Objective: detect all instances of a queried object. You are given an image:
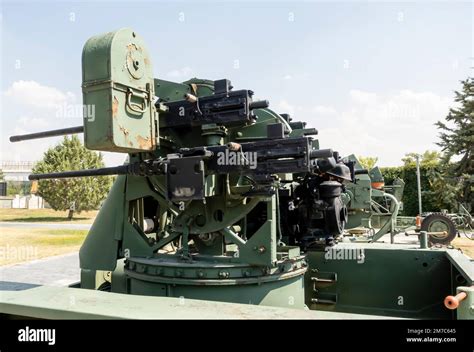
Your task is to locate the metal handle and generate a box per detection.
[444,291,467,310]
[127,88,149,113]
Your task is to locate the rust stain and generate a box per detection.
[118,125,134,148]
[119,125,129,136]
[136,135,152,149]
[112,96,119,118]
[127,43,142,52]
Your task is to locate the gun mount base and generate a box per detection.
[107,253,308,308]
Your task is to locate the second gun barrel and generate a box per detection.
[10,126,84,142]
[29,165,129,180]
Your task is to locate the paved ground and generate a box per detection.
[0,252,80,291]
[0,222,91,230]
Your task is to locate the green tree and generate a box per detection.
[401,150,441,167]
[33,135,112,218]
[435,78,474,210]
[382,165,441,216]
[358,156,378,170]
[426,167,464,212]
[0,169,4,181]
[6,181,29,196]
[382,150,452,215]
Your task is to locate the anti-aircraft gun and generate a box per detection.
[11,28,352,308]
[7,28,474,321]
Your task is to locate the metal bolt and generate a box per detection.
[218,271,229,279]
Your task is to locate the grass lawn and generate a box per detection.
[0,227,89,266]
[0,208,98,224]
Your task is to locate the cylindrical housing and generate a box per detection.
[419,231,428,249]
[249,100,269,110]
[310,149,334,159]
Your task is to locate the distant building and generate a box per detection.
[0,161,47,208]
[0,194,47,209]
[0,161,35,181]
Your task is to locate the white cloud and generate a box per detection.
[18,116,49,129]
[0,132,63,164]
[308,90,452,166]
[102,152,128,167]
[166,66,193,79]
[4,80,75,109]
[312,105,337,115]
[277,99,296,115]
[349,89,377,105]
[276,99,306,116]
[283,74,292,80]
[1,81,82,165]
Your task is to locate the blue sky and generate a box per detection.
[1,0,472,166]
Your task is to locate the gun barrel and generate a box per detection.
[310,149,334,159]
[29,165,129,180]
[249,100,270,110]
[10,126,84,142]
